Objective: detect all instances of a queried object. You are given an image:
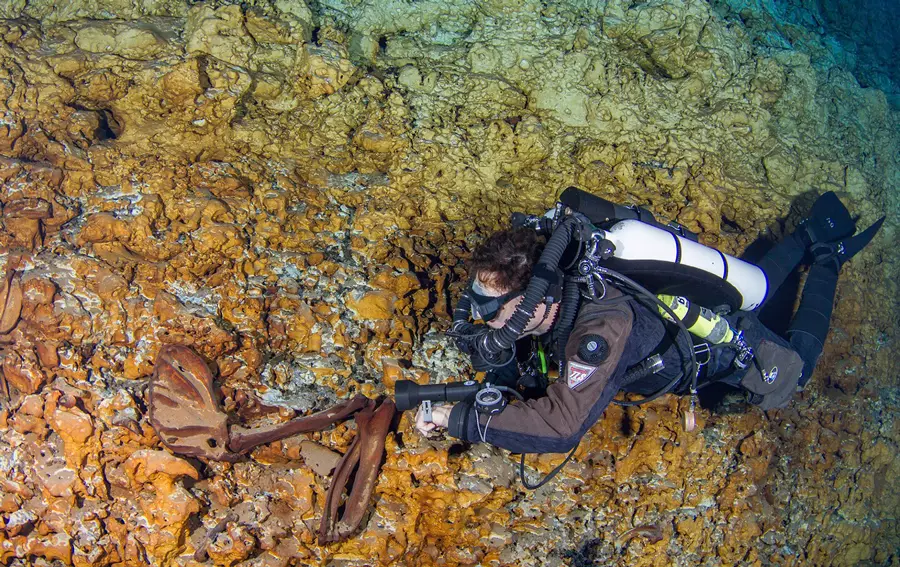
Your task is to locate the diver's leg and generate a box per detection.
[755,232,805,308]
[756,191,855,309]
[786,216,885,389]
[786,263,838,389]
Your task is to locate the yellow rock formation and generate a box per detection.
[0,0,897,566]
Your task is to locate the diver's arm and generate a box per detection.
[446,301,633,453]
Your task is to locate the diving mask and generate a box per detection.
[467,278,522,322]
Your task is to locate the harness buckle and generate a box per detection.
[693,342,711,371]
[731,330,754,370]
[420,400,433,423]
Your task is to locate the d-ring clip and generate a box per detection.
[693,342,711,370]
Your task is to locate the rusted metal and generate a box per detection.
[228,394,370,455]
[147,345,396,543]
[148,345,237,462]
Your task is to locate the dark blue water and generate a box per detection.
[712,0,900,108]
[815,0,899,106]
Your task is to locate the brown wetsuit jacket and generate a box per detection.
[447,287,660,453]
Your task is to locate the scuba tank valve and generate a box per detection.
[657,294,735,344]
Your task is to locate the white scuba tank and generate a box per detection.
[605,220,768,310]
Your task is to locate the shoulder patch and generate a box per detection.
[567,361,596,389]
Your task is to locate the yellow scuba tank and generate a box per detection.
[657,294,735,344]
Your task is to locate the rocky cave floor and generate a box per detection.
[0,0,898,566]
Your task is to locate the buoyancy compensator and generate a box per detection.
[451,203,700,399]
[446,193,717,488]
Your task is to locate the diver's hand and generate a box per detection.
[415,405,452,436]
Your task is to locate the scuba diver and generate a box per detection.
[408,187,884,483]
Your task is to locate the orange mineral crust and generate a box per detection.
[0,2,898,567]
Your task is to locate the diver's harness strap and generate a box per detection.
[643,322,755,395]
[685,325,755,388]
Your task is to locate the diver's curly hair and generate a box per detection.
[469,228,541,292]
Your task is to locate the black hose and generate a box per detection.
[478,217,579,355]
[615,373,685,406]
[495,385,525,401]
[552,279,581,366]
[520,443,579,490]
[453,291,471,324]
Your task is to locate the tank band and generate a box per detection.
[717,249,729,280]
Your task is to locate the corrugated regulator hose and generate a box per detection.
[477,216,579,355]
[552,276,582,367]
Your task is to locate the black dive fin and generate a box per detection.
[801,191,856,246]
[836,216,885,264]
[813,216,885,268]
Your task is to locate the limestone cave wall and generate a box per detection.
[0,0,897,566]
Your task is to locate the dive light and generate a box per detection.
[394,379,483,412]
[394,379,521,423]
